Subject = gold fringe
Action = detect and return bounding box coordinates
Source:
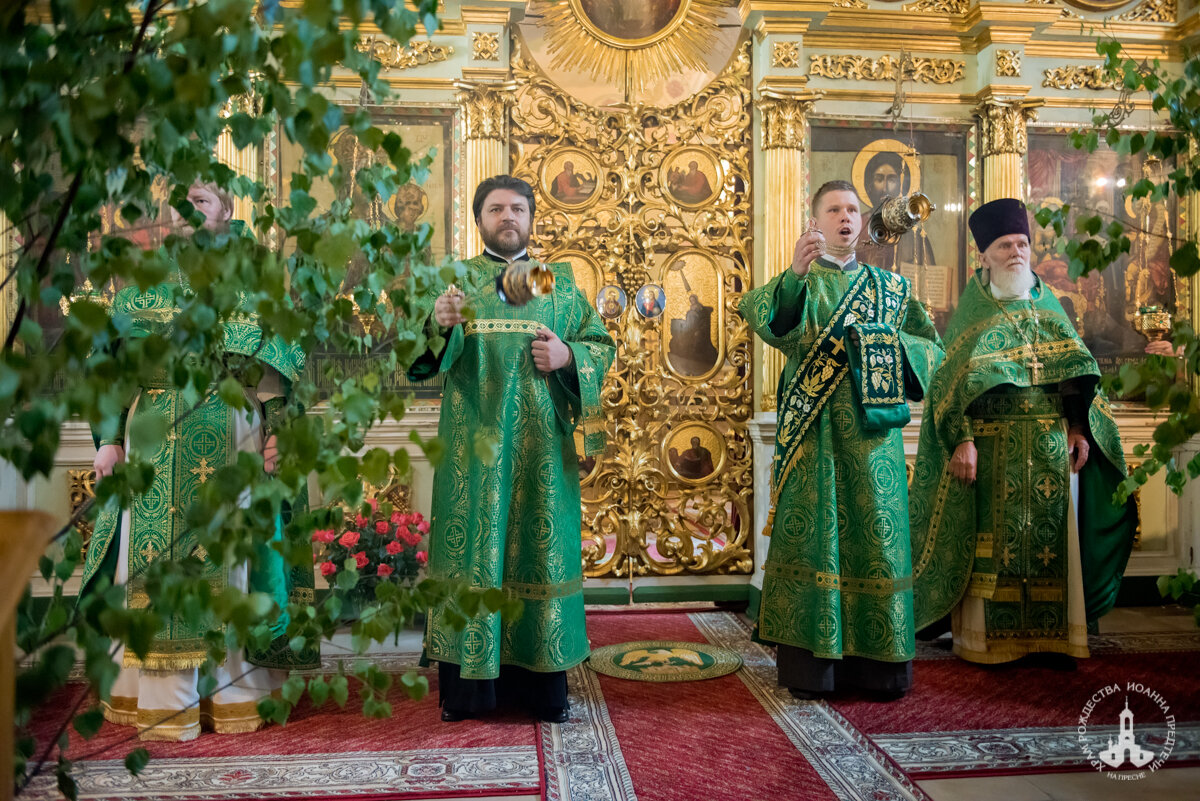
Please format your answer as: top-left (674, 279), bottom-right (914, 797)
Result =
top-left (954, 639), bottom-right (1090, 664)
top-left (761, 506), bottom-right (776, 538)
top-left (101, 696), bottom-right (138, 727)
top-left (124, 650), bottom-right (209, 671)
top-left (1030, 587), bottom-right (1064, 602)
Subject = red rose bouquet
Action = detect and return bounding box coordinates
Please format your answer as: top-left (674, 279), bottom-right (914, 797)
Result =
top-left (313, 499), bottom-right (429, 602)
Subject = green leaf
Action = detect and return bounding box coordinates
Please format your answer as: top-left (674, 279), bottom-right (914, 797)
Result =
top-left (308, 675), bottom-right (330, 707)
top-left (128, 410), bottom-right (169, 458)
top-left (72, 708), bottom-right (105, 740)
top-left (329, 674), bottom-right (350, 707)
top-left (1170, 241), bottom-right (1200, 277)
top-left (124, 748), bottom-right (150, 777)
top-left (282, 674), bottom-right (306, 705)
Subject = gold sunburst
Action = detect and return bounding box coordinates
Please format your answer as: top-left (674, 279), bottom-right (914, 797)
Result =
top-left (532, 0), bottom-right (725, 97)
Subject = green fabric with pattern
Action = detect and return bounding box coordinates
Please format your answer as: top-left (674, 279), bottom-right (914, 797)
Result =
top-left (908, 271), bottom-right (1137, 632)
top-left (411, 255), bottom-right (615, 679)
top-left (740, 261), bottom-right (944, 663)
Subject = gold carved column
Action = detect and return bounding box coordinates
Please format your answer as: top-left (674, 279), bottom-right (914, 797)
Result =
top-left (974, 94), bottom-right (1043, 203)
top-left (455, 80), bottom-right (515, 258)
top-left (756, 81), bottom-right (821, 410)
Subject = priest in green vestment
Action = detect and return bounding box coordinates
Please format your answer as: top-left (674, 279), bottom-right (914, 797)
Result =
top-left (411, 175), bottom-right (614, 722)
top-left (79, 183), bottom-right (311, 741)
top-left (909, 198), bottom-right (1137, 666)
top-left (740, 180), bottom-right (944, 699)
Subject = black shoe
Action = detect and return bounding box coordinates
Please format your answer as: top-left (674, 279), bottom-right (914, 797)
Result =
top-left (788, 688), bottom-right (823, 701)
top-left (536, 706), bottom-right (570, 723)
top-left (1028, 653), bottom-right (1077, 671)
top-left (441, 707), bottom-right (469, 722)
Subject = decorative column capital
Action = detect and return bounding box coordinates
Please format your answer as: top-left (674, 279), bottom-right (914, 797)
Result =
top-left (756, 79), bottom-right (822, 151)
top-left (974, 96), bottom-right (1043, 157)
top-left (454, 80), bottom-right (517, 141)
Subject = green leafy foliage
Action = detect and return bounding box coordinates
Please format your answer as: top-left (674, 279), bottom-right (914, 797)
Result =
top-left (1034, 39), bottom-right (1200, 626)
top-left (1, 0), bottom-right (521, 791)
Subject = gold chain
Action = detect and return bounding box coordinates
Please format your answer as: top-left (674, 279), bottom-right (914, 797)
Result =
top-left (990, 293), bottom-right (1044, 384)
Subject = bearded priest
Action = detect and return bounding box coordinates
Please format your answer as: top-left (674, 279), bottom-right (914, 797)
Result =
top-left (909, 197), bottom-right (1138, 668)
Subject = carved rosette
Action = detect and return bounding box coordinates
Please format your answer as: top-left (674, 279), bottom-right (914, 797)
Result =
top-left (356, 37), bottom-right (453, 70)
top-left (808, 54), bottom-right (965, 85)
top-left (772, 42), bottom-right (802, 69)
top-left (456, 82), bottom-right (515, 141)
top-left (996, 49), bottom-right (1021, 78)
top-left (758, 93), bottom-right (821, 150)
top-left (472, 32), bottom-right (501, 61)
top-left (976, 98), bottom-right (1040, 157)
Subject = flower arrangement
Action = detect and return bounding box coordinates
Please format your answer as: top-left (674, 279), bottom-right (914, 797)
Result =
top-left (313, 499), bottom-right (429, 598)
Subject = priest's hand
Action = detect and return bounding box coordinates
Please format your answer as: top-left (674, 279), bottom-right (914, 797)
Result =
top-left (263, 434), bottom-right (278, 473)
top-left (93, 443), bottom-right (125, 479)
top-left (1068, 428), bottom-right (1089, 473)
top-left (949, 440), bottom-right (976, 484)
top-left (791, 229), bottom-right (826, 277)
top-left (532, 328), bottom-right (572, 373)
top-left (1145, 341), bottom-right (1183, 357)
top-left (434, 287), bottom-right (466, 328)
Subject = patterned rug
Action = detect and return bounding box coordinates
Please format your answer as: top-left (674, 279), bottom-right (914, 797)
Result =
top-left (22, 671), bottom-right (541, 800)
top-left (587, 640), bottom-right (743, 682)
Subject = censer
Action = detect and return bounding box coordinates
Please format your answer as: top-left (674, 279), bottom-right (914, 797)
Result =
top-left (496, 259), bottom-right (556, 306)
top-left (866, 192), bottom-right (935, 245)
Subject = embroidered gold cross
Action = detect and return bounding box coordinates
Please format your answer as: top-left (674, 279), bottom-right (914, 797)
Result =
top-left (140, 543), bottom-right (159, 562)
top-left (1036, 477), bottom-right (1056, 499)
top-left (1019, 398), bottom-right (1034, 412)
top-left (999, 544), bottom-right (1015, 568)
top-left (190, 457), bottom-right (214, 484)
top-left (1037, 545), bottom-right (1056, 566)
top-left (1029, 355), bottom-right (1044, 385)
top-left (829, 336), bottom-right (845, 356)
top-left (145, 389), bottom-right (165, 398)
top-left (578, 361), bottom-right (595, 381)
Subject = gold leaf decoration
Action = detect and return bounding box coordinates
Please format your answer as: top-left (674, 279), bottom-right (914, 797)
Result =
top-left (1041, 65), bottom-right (1121, 90)
top-left (808, 54), bottom-right (965, 85)
top-left (902, 0), bottom-right (970, 13)
top-left (529, 0), bottom-right (726, 97)
top-left (356, 37), bottom-right (453, 70)
top-left (1113, 0), bottom-right (1175, 22)
top-left (471, 32), bottom-right (500, 61)
top-left (995, 49), bottom-right (1021, 77)
top-left (772, 41), bottom-right (802, 69)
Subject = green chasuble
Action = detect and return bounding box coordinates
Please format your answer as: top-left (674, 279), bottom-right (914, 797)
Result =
top-left (740, 261), bottom-right (943, 663)
top-left (413, 254), bottom-right (615, 680)
top-left (79, 244), bottom-right (311, 672)
top-left (909, 271), bottom-right (1137, 651)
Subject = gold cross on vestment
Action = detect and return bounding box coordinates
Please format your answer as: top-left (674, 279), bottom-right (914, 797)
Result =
top-left (578, 360), bottom-right (595, 381)
top-left (190, 457), bottom-right (215, 484)
top-left (1019, 398), bottom-right (1034, 412)
top-left (1029, 353), bottom-right (1044, 385)
top-left (999, 544), bottom-right (1015, 568)
top-left (1036, 477), bottom-right (1056, 499)
top-left (1037, 545), bottom-right (1057, 566)
top-left (139, 543), bottom-right (159, 562)
top-left (829, 336), bottom-right (845, 356)
top-left (145, 389), bottom-right (165, 398)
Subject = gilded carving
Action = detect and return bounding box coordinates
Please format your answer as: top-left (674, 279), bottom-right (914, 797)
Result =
top-left (758, 93), bottom-right (820, 150)
top-left (1041, 65), bottom-right (1120, 90)
top-left (456, 81), bottom-right (515, 141)
top-left (1114, 0), bottom-right (1175, 22)
top-left (996, 50), bottom-right (1022, 78)
top-left (772, 42), bottom-right (802, 69)
top-left (68, 468), bottom-right (96, 554)
top-left (976, 98), bottom-right (1040, 156)
top-left (902, 0), bottom-right (970, 13)
top-left (808, 54), bottom-right (965, 85)
top-left (471, 31), bottom-right (501, 61)
top-left (509, 42), bottom-right (754, 578)
top-left (356, 37), bottom-right (453, 70)
top-left (832, 0), bottom-right (869, 6)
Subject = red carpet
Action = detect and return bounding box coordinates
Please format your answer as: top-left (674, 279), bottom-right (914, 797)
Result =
top-left (584, 611), bottom-right (837, 801)
top-left (23, 672), bottom-right (540, 800)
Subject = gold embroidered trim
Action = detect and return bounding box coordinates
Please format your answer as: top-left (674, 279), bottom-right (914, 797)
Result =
top-left (764, 563), bottom-right (913, 595)
top-left (136, 706), bottom-right (201, 741)
top-left (975, 532), bottom-right (994, 558)
top-left (124, 645), bottom-right (209, 671)
top-left (503, 579), bottom-right (584, 601)
top-left (101, 697), bottom-right (138, 727)
top-left (463, 319), bottom-right (542, 337)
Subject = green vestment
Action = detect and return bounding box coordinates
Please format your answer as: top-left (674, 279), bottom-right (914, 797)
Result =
top-left (909, 272), bottom-right (1137, 659)
top-left (79, 245), bottom-right (311, 671)
top-left (413, 254), bottom-right (615, 679)
top-left (740, 261), bottom-right (943, 663)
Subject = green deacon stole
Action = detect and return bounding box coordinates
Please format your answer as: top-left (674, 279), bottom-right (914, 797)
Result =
top-left (764, 265), bottom-right (907, 537)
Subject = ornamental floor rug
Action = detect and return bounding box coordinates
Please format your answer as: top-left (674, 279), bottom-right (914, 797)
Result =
top-left (830, 630), bottom-right (1200, 779)
top-left (544, 610), bottom-right (929, 801)
top-left (22, 669), bottom-right (541, 801)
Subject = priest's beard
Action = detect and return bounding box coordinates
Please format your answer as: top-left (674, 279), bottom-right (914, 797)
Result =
top-left (988, 262), bottom-right (1035, 299)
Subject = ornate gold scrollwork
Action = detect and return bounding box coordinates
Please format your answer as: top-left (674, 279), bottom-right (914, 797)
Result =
top-left (808, 55), bottom-right (965, 85)
top-left (472, 32), bottom-right (501, 61)
top-left (68, 468), bottom-right (97, 555)
top-left (976, 98), bottom-right (1040, 156)
top-left (901, 0), bottom-right (970, 13)
top-left (1041, 65), bottom-right (1120, 91)
top-left (758, 91), bottom-right (820, 150)
top-left (1114, 0), bottom-right (1176, 21)
top-left (509, 40), bottom-right (754, 578)
top-left (356, 37), bottom-right (453, 71)
top-left (832, 0), bottom-right (869, 7)
top-left (772, 42), bottom-right (802, 69)
top-left (996, 50), bottom-right (1022, 78)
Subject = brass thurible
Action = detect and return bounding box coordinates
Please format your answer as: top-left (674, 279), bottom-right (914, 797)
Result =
top-left (1135, 305), bottom-right (1172, 342)
top-left (496, 259), bottom-right (556, 306)
top-left (867, 192), bottom-right (935, 245)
